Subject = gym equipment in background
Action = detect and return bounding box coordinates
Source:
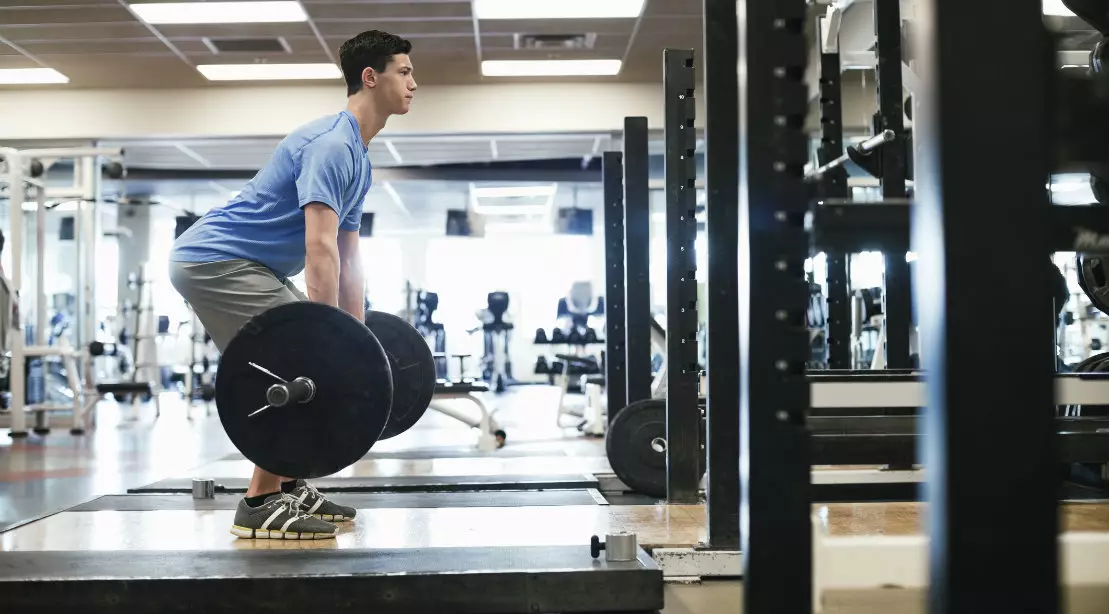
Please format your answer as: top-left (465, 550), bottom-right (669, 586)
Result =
top-left (476, 291), bottom-right (513, 393)
top-left (413, 290), bottom-right (448, 380)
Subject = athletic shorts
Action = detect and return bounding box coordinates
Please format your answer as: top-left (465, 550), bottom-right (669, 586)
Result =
top-left (169, 259), bottom-right (307, 353)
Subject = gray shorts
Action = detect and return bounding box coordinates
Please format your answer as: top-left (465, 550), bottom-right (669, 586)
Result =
top-left (169, 259), bottom-right (307, 352)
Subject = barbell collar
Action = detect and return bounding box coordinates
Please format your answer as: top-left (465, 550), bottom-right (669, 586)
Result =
top-left (266, 376), bottom-right (316, 407)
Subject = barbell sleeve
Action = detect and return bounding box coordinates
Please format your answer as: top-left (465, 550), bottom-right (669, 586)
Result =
top-left (805, 129), bottom-right (897, 182)
top-left (266, 376), bottom-right (316, 407)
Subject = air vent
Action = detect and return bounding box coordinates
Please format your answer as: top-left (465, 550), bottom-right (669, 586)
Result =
top-left (203, 37), bottom-right (290, 54)
top-left (514, 33), bottom-right (596, 50)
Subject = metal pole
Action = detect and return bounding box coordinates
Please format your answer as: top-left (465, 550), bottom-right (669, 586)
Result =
top-left (663, 48), bottom-right (701, 504)
top-left (737, 0), bottom-right (812, 610)
top-left (35, 186), bottom-right (45, 348)
top-left (816, 21), bottom-right (852, 371)
top-left (8, 154), bottom-right (26, 438)
top-left (703, 0), bottom-right (741, 549)
top-left (874, 0), bottom-right (912, 369)
top-left (602, 151), bottom-right (628, 421)
top-left (914, 0), bottom-right (1058, 612)
top-left (623, 116), bottom-right (652, 407)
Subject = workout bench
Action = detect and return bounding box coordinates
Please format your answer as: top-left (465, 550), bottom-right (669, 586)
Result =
top-left (429, 354), bottom-right (504, 451)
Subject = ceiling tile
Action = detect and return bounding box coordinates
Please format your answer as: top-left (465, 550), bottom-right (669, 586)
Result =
top-left (644, 0), bottom-right (702, 17)
top-left (38, 54), bottom-right (206, 87)
top-left (316, 20), bottom-right (475, 37)
top-left (478, 19), bottom-right (637, 37)
top-left (20, 40), bottom-right (173, 55)
top-left (0, 55), bottom-right (41, 68)
top-left (0, 6), bottom-right (134, 25)
top-left (307, 2), bottom-right (472, 20)
top-left (0, 22), bottom-right (153, 42)
top-left (154, 22), bottom-right (318, 39)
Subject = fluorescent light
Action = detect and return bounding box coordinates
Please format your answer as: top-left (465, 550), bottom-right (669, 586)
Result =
top-left (0, 68), bottom-right (69, 85)
top-left (473, 0), bottom-right (645, 19)
top-left (1043, 0), bottom-right (1075, 16)
top-left (472, 185), bottom-right (556, 199)
top-left (129, 1), bottom-right (307, 24)
top-left (482, 59), bottom-right (622, 77)
top-left (484, 222), bottom-right (553, 234)
top-left (197, 63), bottom-right (341, 81)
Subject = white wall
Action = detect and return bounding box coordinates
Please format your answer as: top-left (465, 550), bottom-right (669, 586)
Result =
top-left (0, 83), bottom-right (707, 141)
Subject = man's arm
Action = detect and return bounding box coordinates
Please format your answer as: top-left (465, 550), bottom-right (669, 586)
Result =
top-left (304, 203), bottom-right (341, 306)
top-left (337, 230), bottom-right (365, 319)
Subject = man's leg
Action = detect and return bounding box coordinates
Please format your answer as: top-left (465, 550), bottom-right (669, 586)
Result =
top-left (271, 277), bottom-right (358, 522)
top-left (169, 259), bottom-right (340, 539)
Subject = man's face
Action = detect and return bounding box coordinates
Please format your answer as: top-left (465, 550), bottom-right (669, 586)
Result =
top-left (372, 54), bottom-right (417, 115)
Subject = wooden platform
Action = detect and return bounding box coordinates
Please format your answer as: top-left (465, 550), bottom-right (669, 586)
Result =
top-left (4, 499), bottom-right (1107, 553)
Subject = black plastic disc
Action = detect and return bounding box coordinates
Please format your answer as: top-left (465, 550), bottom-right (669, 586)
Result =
top-left (366, 310), bottom-right (437, 440)
top-left (606, 398), bottom-right (669, 498)
top-left (1078, 253), bottom-right (1109, 316)
top-left (216, 302), bottom-right (393, 479)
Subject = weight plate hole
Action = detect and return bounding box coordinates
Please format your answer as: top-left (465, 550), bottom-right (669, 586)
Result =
top-left (651, 437), bottom-right (667, 453)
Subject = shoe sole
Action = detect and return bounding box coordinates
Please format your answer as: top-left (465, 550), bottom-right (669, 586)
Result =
top-left (230, 525), bottom-right (337, 540)
top-left (312, 513), bottom-right (354, 522)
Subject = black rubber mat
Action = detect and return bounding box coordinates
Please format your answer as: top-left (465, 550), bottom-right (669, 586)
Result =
top-left (128, 474), bottom-right (600, 494)
top-left (1, 546), bottom-right (663, 614)
top-left (220, 448), bottom-right (569, 461)
top-left (72, 489), bottom-right (604, 511)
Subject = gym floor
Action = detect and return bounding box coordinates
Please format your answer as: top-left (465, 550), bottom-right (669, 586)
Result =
top-left (3, 386), bottom-right (1108, 613)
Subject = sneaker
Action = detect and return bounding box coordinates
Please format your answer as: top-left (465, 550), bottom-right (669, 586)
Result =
top-left (287, 479), bottom-right (357, 522)
top-left (230, 492), bottom-right (338, 540)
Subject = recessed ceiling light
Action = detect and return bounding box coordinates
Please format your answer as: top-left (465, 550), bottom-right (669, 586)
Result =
top-left (128, 1), bottom-right (307, 24)
top-left (197, 63), bottom-right (341, 81)
top-left (473, 0), bottom-right (645, 19)
top-left (0, 68), bottom-right (69, 85)
top-left (1042, 0), bottom-right (1076, 16)
top-left (481, 59), bottom-right (622, 77)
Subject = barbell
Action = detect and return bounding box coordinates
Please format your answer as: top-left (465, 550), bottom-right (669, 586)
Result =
top-left (214, 302), bottom-right (437, 479)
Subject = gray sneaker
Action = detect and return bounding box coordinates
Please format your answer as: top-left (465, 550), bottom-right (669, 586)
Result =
top-left (287, 479), bottom-right (357, 522)
top-left (230, 492), bottom-right (338, 539)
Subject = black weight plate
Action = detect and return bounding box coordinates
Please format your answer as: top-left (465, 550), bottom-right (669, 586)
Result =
top-left (216, 302), bottom-right (393, 479)
top-left (366, 310), bottom-right (437, 440)
top-left (1078, 254), bottom-right (1109, 316)
top-left (606, 399), bottom-right (668, 498)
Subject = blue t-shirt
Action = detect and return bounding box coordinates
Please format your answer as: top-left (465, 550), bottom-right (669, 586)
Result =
top-left (171, 111), bottom-right (371, 278)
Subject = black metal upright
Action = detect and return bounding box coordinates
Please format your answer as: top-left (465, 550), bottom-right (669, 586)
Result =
top-left (817, 33), bottom-right (851, 370)
top-left (874, 0), bottom-right (911, 368)
top-left (662, 48), bottom-right (701, 504)
top-left (913, 1), bottom-right (1058, 613)
top-left (623, 116), bottom-right (653, 406)
top-left (702, 0), bottom-right (740, 549)
top-left (602, 151), bottom-right (628, 422)
top-left (737, 0), bottom-right (812, 611)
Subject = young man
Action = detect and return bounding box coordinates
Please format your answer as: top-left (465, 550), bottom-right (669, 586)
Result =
top-left (169, 30), bottom-right (416, 539)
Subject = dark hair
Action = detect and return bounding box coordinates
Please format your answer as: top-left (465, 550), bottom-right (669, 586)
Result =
top-left (339, 30), bottom-right (412, 96)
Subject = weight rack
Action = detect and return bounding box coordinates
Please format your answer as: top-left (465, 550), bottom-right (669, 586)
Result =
top-left (622, 117), bottom-right (652, 409)
top-left (662, 48), bottom-right (701, 504)
top-left (701, 0), bottom-right (741, 550)
top-left (722, 0), bottom-right (1109, 611)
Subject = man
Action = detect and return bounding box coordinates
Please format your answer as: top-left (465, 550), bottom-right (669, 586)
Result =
top-left (169, 30), bottom-right (416, 539)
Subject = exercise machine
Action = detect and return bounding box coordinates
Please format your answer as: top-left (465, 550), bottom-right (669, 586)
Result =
top-left (0, 146), bottom-right (130, 436)
top-left (414, 290), bottom-right (447, 380)
top-left (476, 291), bottom-right (513, 393)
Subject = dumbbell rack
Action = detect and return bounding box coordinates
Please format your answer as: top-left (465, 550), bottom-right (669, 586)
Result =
top-left (533, 328), bottom-right (606, 430)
